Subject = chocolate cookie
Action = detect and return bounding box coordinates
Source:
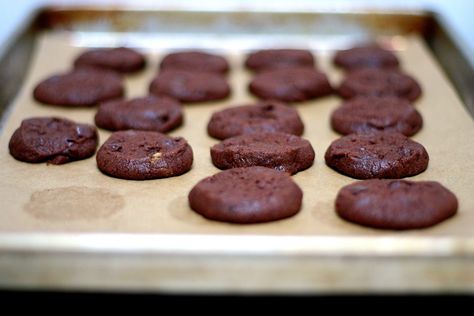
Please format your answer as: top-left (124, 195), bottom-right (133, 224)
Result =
top-left (330, 96), bottom-right (423, 136)
top-left (333, 44), bottom-right (399, 71)
top-left (188, 166), bottom-right (303, 223)
top-left (249, 67), bottom-right (333, 102)
top-left (338, 68), bottom-right (422, 101)
top-left (211, 132), bottom-right (315, 174)
top-left (149, 70), bottom-right (230, 103)
top-left (33, 69), bottom-right (124, 107)
top-left (245, 49), bottom-right (315, 72)
top-left (96, 130), bottom-right (193, 180)
top-left (9, 117), bottom-right (98, 164)
top-left (324, 132), bottom-right (429, 179)
top-left (74, 47), bottom-right (146, 73)
top-left (160, 51), bottom-right (229, 74)
top-left (95, 95), bottom-right (183, 133)
top-left (335, 179), bottom-right (458, 230)
top-left (207, 101), bottom-right (304, 140)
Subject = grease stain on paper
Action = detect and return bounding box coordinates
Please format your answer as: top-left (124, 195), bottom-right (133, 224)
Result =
top-left (24, 186), bottom-right (124, 221)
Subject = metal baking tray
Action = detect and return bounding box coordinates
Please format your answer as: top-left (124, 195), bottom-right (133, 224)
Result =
top-left (0, 6), bottom-right (473, 294)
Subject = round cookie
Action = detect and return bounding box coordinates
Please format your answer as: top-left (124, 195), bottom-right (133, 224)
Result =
top-left (249, 67), bottom-right (333, 102)
top-left (211, 132), bottom-right (315, 174)
top-left (335, 179), bottom-right (458, 230)
top-left (95, 95), bottom-right (183, 133)
top-left (333, 44), bottom-right (399, 71)
top-left (74, 47), bottom-right (146, 73)
top-left (9, 117), bottom-right (98, 164)
top-left (33, 69), bottom-right (124, 107)
top-left (245, 49), bottom-right (315, 72)
top-left (188, 166), bottom-right (303, 224)
top-left (149, 70), bottom-right (230, 103)
top-left (207, 101), bottom-right (304, 140)
top-left (96, 130), bottom-right (193, 180)
top-left (160, 51), bottom-right (229, 74)
top-left (324, 132), bottom-right (429, 179)
top-left (330, 96), bottom-right (423, 136)
top-left (338, 68), bottom-right (422, 101)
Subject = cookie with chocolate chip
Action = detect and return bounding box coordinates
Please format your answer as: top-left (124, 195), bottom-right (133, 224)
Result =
top-left (96, 130), bottom-right (193, 180)
top-left (9, 117), bottom-right (98, 164)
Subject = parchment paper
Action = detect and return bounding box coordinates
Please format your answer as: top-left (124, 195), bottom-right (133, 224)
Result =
top-left (0, 33), bottom-right (473, 237)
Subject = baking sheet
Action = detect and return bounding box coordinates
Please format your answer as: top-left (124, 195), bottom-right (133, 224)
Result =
top-left (0, 32), bottom-right (473, 239)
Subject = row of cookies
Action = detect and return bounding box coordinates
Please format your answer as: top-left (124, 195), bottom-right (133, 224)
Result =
top-left (326, 45), bottom-right (428, 179)
top-left (188, 48), bottom-right (318, 224)
top-left (30, 46), bottom-right (423, 106)
top-left (327, 44), bottom-right (457, 229)
top-left (31, 47), bottom-right (329, 106)
top-left (33, 47), bottom-right (230, 107)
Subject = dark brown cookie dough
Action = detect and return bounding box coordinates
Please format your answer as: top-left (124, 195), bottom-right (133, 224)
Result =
top-left (333, 44), bottom-right (399, 71)
top-left (211, 132), bottom-right (315, 174)
top-left (33, 69), bottom-right (124, 107)
top-left (9, 117), bottom-right (98, 164)
top-left (330, 96), bottom-right (423, 136)
top-left (324, 132), bottom-right (429, 179)
top-left (338, 68), bottom-right (422, 101)
top-left (188, 166), bottom-right (303, 223)
top-left (149, 70), bottom-right (230, 103)
top-left (335, 179), bottom-right (458, 230)
top-left (245, 49), bottom-right (315, 72)
top-left (159, 51), bottom-right (229, 74)
top-left (249, 67), bottom-right (333, 102)
top-left (96, 130), bottom-right (193, 180)
top-left (74, 47), bottom-right (146, 73)
top-left (95, 95), bottom-right (183, 133)
top-left (207, 101), bottom-right (304, 140)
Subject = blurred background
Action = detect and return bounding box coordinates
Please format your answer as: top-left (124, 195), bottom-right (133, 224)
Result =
top-left (1, 0), bottom-right (473, 53)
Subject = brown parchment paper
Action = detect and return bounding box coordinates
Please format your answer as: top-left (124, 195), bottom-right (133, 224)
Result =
top-left (0, 33), bottom-right (473, 237)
